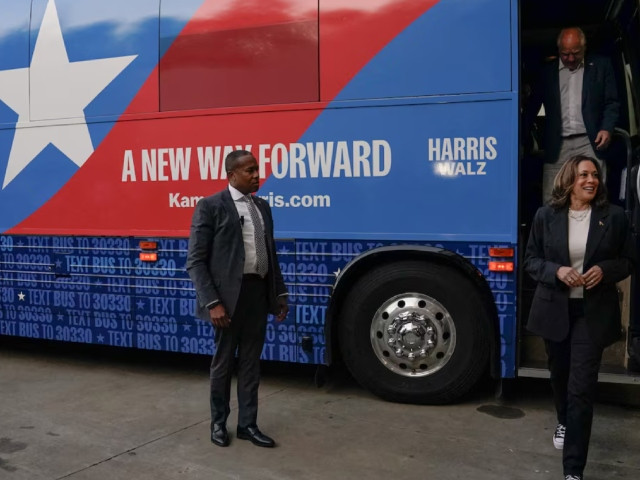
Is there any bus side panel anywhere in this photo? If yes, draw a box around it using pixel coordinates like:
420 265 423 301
291 239 517 377
1 233 516 376
263 99 514 242
132 237 192 353
0 234 304 363
0 1 518 379
4 99 515 244
2 1 516 242
0 235 129 345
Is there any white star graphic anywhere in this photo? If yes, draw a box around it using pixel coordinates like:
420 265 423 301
18 291 26 301
0 0 136 188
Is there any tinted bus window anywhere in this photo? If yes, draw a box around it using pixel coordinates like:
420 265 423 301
321 0 512 101
28 0 160 121
0 0 30 126
160 0 319 111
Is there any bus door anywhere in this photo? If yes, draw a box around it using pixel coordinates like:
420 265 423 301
518 0 640 380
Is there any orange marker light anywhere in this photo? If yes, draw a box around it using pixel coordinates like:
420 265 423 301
139 252 158 262
139 241 158 250
489 261 514 272
489 248 514 257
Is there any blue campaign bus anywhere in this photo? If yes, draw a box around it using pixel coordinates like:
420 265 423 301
1 0 639 403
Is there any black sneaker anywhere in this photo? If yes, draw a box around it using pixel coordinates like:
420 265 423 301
553 423 565 449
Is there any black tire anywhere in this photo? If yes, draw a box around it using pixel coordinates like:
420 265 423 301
339 260 490 404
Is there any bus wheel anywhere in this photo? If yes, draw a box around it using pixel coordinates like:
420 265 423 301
339 261 490 404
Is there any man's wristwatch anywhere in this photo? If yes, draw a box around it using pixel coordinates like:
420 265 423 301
207 300 221 310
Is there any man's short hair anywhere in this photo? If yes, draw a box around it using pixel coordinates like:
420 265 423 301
225 150 252 174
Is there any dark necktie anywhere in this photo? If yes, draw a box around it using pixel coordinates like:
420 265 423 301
244 195 268 276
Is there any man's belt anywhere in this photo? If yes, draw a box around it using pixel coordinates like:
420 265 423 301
562 133 588 139
243 273 265 280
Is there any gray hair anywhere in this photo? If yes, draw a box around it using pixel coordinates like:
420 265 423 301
557 27 586 48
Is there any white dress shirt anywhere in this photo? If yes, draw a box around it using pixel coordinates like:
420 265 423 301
559 59 587 136
228 184 266 276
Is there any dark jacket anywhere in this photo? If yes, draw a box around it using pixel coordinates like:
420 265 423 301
186 189 287 320
527 54 619 163
524 204 635 347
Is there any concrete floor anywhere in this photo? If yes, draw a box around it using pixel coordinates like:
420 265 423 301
0 340 639 480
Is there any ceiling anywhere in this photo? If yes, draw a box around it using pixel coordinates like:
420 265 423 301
520 0 616 30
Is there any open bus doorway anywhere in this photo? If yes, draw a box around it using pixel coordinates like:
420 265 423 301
518 0 640 379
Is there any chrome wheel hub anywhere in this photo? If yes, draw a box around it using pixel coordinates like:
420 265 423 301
371 293 456 377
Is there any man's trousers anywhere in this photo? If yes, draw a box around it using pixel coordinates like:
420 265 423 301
209 275 268 430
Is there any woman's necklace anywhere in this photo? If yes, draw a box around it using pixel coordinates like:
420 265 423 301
568 205 591 221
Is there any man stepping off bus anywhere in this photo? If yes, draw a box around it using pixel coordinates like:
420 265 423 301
527 27 619 202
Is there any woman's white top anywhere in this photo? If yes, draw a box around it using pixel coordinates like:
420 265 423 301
568 207 591 299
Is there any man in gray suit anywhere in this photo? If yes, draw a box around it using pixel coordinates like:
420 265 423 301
187 150 289 448
527 27 619 201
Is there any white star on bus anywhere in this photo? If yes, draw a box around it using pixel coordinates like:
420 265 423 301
0 0 136 188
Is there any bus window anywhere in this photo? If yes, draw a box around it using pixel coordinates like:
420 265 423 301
321 0 512 102
159 0 319 111
28 0 159 121
0 0 30 126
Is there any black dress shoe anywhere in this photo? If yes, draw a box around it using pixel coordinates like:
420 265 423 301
236 425 275 448
211 424 229 447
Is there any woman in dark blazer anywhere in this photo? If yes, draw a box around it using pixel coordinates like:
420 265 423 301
524 155 636 480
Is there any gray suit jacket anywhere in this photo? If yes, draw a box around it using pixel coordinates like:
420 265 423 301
186 189 287 320
524 204 635 346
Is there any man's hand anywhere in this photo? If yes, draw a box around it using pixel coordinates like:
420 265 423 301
594 130 611 150
209 304 230 328
275 297 289 322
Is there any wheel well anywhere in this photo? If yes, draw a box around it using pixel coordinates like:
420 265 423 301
325 247 501 378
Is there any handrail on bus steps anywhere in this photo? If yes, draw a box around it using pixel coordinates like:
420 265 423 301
612 127 635 216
